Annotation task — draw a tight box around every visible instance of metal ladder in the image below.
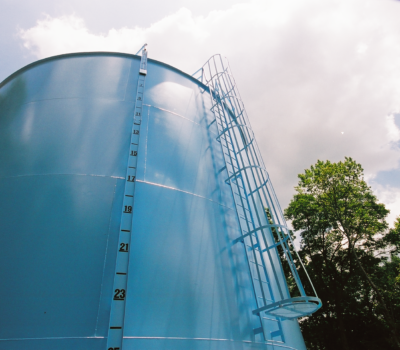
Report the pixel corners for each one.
[209,84,285,342]
[106,45,148,350]
[194,55,321,342]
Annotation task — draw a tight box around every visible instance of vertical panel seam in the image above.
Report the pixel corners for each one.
[123,59,133,101]
[94,179,118,336]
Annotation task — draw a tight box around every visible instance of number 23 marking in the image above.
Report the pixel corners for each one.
[114,289,126,300]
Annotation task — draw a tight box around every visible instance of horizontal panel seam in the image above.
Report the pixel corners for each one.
[0,337,105,341]
[0,97,134,114]
[136,179,234,211]
[143,104,200,125]
[0,173,125,179]
[123,336,295,349]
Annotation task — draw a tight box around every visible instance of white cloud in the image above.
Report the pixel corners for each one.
[386,114,400,145]
[356,43,368,55]
[372,183,400,227]
[19,14,146,57]
[18,0,400,220]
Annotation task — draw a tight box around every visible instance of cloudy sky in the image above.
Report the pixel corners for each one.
[1,0,400,226]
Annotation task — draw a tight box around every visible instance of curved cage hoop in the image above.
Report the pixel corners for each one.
[253,296,322,319]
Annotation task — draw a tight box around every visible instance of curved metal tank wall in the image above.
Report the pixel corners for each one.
[0,52,307,350]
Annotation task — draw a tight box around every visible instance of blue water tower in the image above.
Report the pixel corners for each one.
[0,46,321,350]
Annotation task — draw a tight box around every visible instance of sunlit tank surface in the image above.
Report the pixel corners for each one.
[0,52,307,350]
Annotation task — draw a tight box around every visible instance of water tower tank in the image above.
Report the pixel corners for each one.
[0,48,321,350]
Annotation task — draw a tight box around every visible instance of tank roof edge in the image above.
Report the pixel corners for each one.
[0,51,209,91]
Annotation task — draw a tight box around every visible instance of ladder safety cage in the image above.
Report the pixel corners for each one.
[194,55,322,334]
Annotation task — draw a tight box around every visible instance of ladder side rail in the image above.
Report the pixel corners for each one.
[216,64,265,182]
[220,113,287,302]
[256,176,306,297]
[216,75,275,228]
[212,61,286,301]
[209,92,257,248]
[221,64,269,175]
[212,110,271,341]
[206,57,291,338]
[228,106,301,298]
[238,99,313,298]
[205,80,269,308]
[216,58,297,336]
[216,64,303,298]
[214,109,273,336]
[220,61,314,298]
[202,55,322,318]
[212,72,276,268]
[212,68,288,340]
[210,60,276,305]
[201,86,270,335]
[222,108,294,303]
[206,54,304,308]
[206,59,218,91]
[256,185,307,297]
[264,176,303,252]
[213,97,285,305]
[223,60,255,134]
[205,79,270,338]
[235,124,303,296]
[225,75,285,231]
[202,60,212,91]
[265,182,310,296]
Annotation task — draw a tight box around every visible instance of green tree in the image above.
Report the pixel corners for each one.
[285,157,399,349]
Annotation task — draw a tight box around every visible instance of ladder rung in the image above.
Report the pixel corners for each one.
[224,151,236,158]
[261,314,278,321]
[218,166,226,174]
[250,243,260,250]
[239,219,252,227]
[249,261,265,269]
[271,330,283,338]
[235,193,250,202]
[253,327,263,335]
[208,119,216,126]
[253,278,266,283]
[236,204,250,211]
[254,278,269,284]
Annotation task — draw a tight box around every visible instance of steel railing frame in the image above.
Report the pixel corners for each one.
[193,55,321,339]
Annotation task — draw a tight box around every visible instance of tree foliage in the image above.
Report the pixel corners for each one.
[285,157,400,350]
